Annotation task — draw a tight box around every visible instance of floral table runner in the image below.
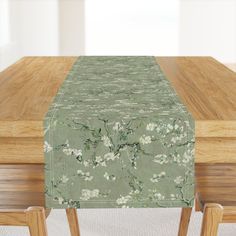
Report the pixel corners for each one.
[44,56,194,208]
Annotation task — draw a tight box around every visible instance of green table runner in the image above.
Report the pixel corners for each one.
[44,56,194,208]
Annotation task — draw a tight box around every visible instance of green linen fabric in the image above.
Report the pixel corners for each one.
[44,56,195,209]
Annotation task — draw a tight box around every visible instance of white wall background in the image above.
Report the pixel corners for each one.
[0,0,236,71]
[58,0,85,55]
[0,0,9,47]
[85,0,180,55]
[0,0,59,71]
[179,0,236,62]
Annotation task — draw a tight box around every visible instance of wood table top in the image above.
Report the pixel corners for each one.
[1,57,236,209]
[0,57,236,138]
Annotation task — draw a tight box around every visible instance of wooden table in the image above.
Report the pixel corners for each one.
[0,57,236,234]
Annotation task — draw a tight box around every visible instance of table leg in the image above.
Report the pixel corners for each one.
[178,207,192,236]
[66,208,81,236]
[26,207,48,236]
[200,203,223,236]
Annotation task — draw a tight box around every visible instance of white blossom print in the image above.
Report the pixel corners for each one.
[44,57,194,209]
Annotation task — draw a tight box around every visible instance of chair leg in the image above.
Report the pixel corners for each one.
[178,207,192,236]
[66,208,81,236]
[200,203,223,236]
[26,207,48,236]
[195,193,203,212]
[45,208,52,218]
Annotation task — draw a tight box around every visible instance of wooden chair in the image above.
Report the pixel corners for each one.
[66,208,81,236]
[178,194,236,236]
[0,207,80,236]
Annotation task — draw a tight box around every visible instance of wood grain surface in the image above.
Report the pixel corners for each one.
[196,164,236,208]
[0,207,50,236]
[0,57,77,138]
[66,208,81,236]
[0,57,236,209]
[178,207,192,236]
[0,165,44,209]
[0,57,236,137]
[0,57,236,163]
[157,57,236,121]
[0,138,43,163]
[200,203,223,236]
